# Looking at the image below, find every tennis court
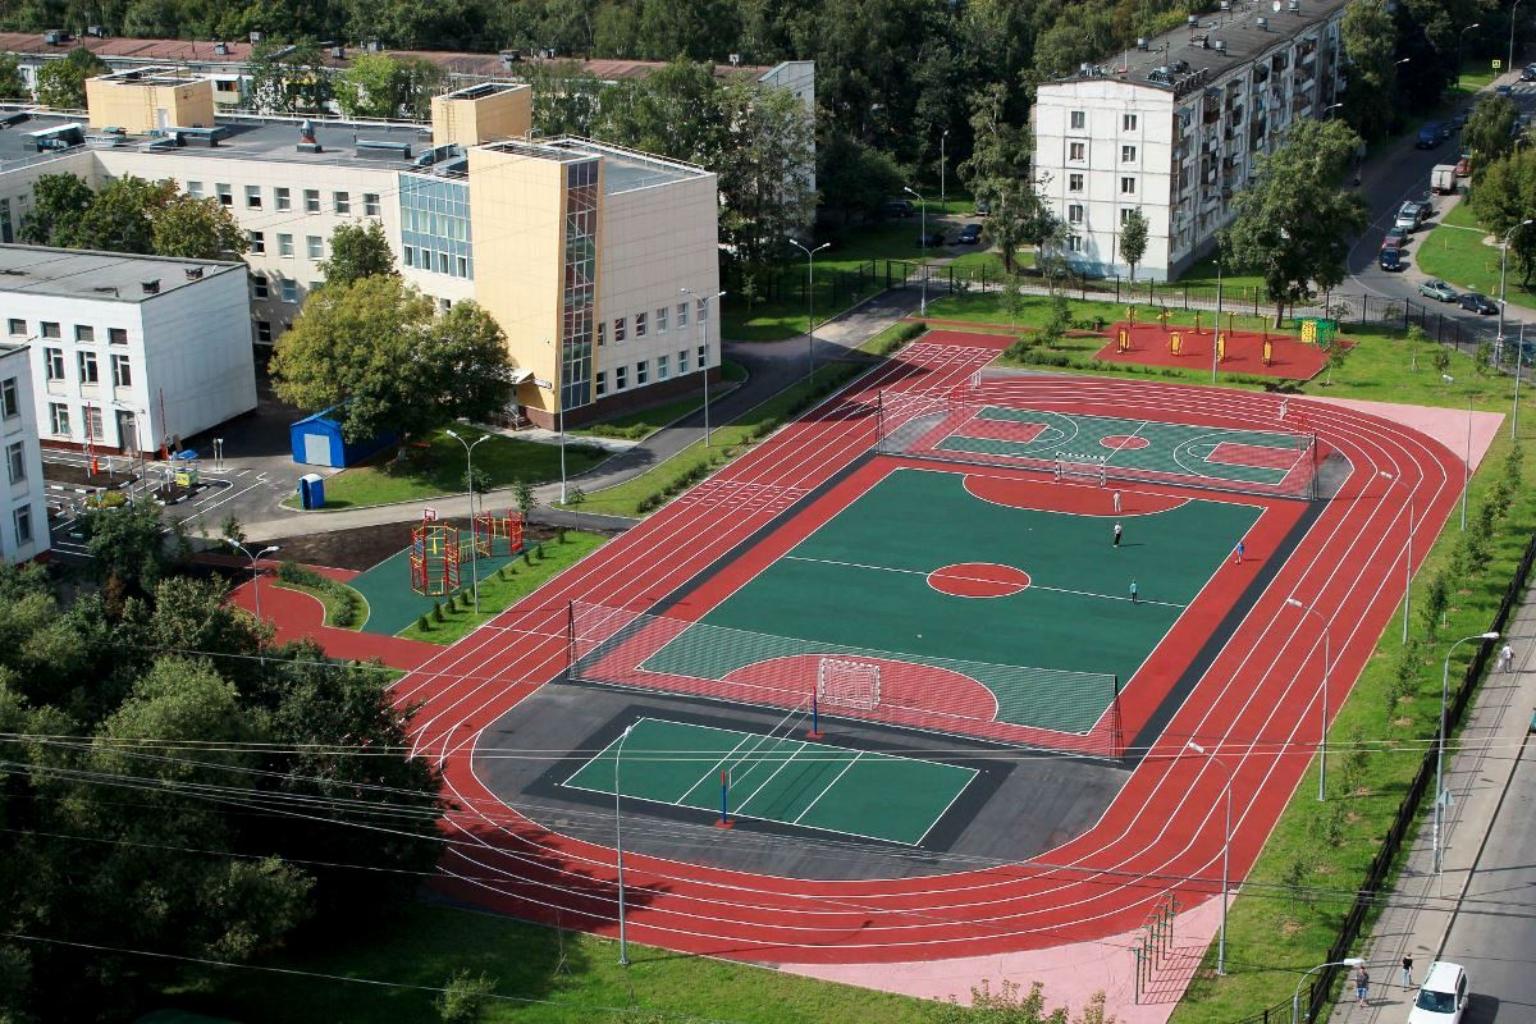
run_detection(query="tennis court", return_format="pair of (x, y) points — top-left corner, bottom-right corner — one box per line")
(562, 716), (977, 845)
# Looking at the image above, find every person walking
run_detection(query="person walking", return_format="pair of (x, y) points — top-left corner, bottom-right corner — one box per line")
(1113, 522), (1123, 548)
(1499, 642), (1515, 672)
(1234, 540), (1245, 565)
(1129, 579), (1139, 605)
(1401, 954), (1414, 991)
(1112, 490), (1122, 514)
(1354, 964), (1370, 1007)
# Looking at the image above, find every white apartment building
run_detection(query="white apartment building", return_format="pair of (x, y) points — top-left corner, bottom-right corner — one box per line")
(0, 341), (49, 562)
(0, 245), (254, 457)
(1033, 0), (1351, 281)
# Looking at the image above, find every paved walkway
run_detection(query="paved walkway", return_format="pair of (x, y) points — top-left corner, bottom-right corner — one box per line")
(1327, 578), (1536, 1024)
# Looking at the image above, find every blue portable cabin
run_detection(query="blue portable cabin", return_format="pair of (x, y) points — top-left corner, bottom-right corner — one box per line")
(289, 408), (397, 468)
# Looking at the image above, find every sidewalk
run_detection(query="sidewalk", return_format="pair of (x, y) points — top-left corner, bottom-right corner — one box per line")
(1327, 579), (1536, 1024)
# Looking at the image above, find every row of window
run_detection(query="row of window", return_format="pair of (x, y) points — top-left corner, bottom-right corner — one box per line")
(1064, 173), (1139, 195)
(42, 349), (133, 388)
(1066, 206), (1144, 226)
(251, 275), (301, 304)
(600, 298), (708, 347)
(402, 246), (472, 279)
(1069, 111), (1140, 132)
(45, 401), (119, 439)
(1067, 143), (1140, 163)
(594, 346), (707, 398)
(248, 231), (325, 260)
(187, 182), (381, 218)
(7, 320), (127, 345)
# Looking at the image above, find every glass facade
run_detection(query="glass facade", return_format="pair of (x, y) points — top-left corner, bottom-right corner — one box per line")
(560, 159), (598, 410)
(397, 173), (473, 280)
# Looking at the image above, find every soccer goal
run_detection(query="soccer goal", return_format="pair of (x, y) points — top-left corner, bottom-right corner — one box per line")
(817, 657), (883, 711)
(1054, 452), (1108, 486)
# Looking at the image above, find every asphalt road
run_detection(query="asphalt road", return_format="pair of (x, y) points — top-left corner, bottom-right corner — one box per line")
(1440, 737), (1536, 1024)
(1345, 76), (1536, 345)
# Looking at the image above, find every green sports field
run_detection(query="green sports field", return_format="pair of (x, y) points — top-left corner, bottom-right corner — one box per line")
(562, 717), (977, 845)
(642, 468), (1261, 735)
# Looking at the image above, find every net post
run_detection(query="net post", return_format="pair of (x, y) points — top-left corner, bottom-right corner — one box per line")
(1112, 674), (1123, 759)
(807, 688), (823, 740)
(875, 390), (885, 450)
(1311, 431), (1319, 501)
(566, 601), (577, 675)
(716, 770), (733, 829)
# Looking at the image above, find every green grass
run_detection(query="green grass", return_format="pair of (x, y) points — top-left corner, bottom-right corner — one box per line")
(165, 902), (947, 1024)
(571, 361), (749, 440)
(271, 579), (365, 631)
(1415, 201), (1536, 308)
(397, 531), (606, 644)
(303, 427), (610, 510)
(1172, 257), (1272, 294)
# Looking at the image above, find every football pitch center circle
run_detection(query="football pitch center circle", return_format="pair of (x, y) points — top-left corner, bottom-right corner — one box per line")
(1100, 433), (1151, 450)
(926, 561), (1032, 599)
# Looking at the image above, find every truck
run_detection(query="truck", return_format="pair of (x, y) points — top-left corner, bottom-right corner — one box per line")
(1431, 163), (1458, 195)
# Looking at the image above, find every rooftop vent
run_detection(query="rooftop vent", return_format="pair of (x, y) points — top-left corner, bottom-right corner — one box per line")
(141, 279), (160, 295)
(184, 267), (204, 281)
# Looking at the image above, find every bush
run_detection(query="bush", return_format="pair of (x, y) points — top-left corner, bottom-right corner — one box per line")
(416, 614), (431, 631)
(432, 602), (444, 623)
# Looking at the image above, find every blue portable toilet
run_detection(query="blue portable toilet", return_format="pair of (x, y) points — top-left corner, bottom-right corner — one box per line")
(298, 473), (325, 510)
(289, 407), (396, 468)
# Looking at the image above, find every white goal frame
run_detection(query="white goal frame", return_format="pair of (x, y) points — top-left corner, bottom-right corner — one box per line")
(816, 657), (883, 711)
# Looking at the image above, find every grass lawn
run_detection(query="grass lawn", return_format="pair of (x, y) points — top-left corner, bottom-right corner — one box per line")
(271, 579), (365, 631)
(306, 427), (610, 510)
(926, 290), (1284, 341)
(166, 902), (948, 1024)
(1172, 257), (1272, 296)
(945, 246), (1036, 275)
(571, 361), (749, 440)
(1415, 201), (1536, 308)
(397, 530), (606, 644)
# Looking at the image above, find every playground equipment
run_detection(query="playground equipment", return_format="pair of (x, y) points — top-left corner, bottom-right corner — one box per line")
(1299, 318), (1338, 348)
(1168, 331), (1183, 356)
(472, 508), (525, 558)
(1116, 325), (1132, 352)
(410, 520), (462, 596)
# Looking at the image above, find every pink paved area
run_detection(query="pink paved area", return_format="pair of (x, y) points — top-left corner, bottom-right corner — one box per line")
(1308, 397), (1503, 471)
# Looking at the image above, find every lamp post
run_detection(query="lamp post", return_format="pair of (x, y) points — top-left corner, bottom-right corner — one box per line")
(614, 722), (635, 966)
(789, 240), (831, 380)
(1495, 220), (1534, 364)
(531, 374), (567, 504)
(227, 540), (280, 623)
(1512, 0), (1524, 81)
(1292, 958), (1366, 1024)
(1442, 374), (1470, 531)
(444, 428), (490, 613)
(1380, 471), (1414, 643)
(940, 129), (950, 207)
(682, 287), (727, 446)
(1515, 322), (1526, 439)
(1435, 631), (1501, 873)
(1185, 740), (1231, 976)
(1458, 24), (1483, 90)
(1211, 238), (1225, 384)
(1286, 596), (1331, 801)
(904, 185), (930, 316)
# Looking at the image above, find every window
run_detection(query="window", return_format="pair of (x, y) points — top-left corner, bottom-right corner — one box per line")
(281, 279), (298, 303)
(1122, 145), (1137, 162)
(1068, 235), (1083, 253)
(48, 402), (68, 435)
(615, 364), (628, 390)
(1069, 173), (1085, 192)
(83, 405), (103, 441)
(186, 180), (203, 199)
(597, 321), (605, 347)
(678, 301), (689, 328)
(6, 319), (22, 336)
(1121, 177), (1137, 194)
(595, 370), (607, 397)
(657, 353), (670, 381)
(248, 230), (265, 254)
(306, 236), (323, 260)
(636, 360), (649, 386)
(364, 193), (380, 217)
(1069, 142), (1086, 161)
(697, 343), (707, 369)
(678, 348), (690, 373)
(698, 297), (710, 322)
(77, 351), (98, 384)
(44, 348), (63, 381)
(110, 354), (132, 388)
(437, 252), (449, 274)
(216, 183), (232, 206)
(252, 274), (268, 299)
(1123, 113), (1139, 131)
(40, 322), (59, 339)
(457, 255), (468, 278)
(6, 441), (23, 484)
(0, 377), (16, 418)
(635, 311), (648, 338)
(333, 191), (351, 214)
(256, 321), (272, 343)
(1120, 207), (1138, 225)
(108, 328), (126, 345)
(245, 185), (262, 209)
(13, 506), (30, 546)
(303, 189), (320, 213)
(1070, 110), (1086, 131)
(402, 246), (414, 267)
(613, 317), (627, 343)
(278, 233), (294, 257)
(1068, 204), (1084, 224)
(275, 187), (291, 211)
(74, 324), (93, 343)
(657, 306), (669, 333)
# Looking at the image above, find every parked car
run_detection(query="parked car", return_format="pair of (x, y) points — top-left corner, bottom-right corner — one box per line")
(1497, 83), (1515, 97)
(1459, 292), (1498, 314)
(1382, 228), (1410, 251)
(1523, 62), (1536, 82)
(881, 199), (915, 218)
(916, 231), (946, 247)
(956, 223), (983, 244)
(973, 198), (991, 216)
(1455, 155), (1473, 176)
(1419, 279), (1459, 302)
(1416, 123), (1444, 148)
(1394, 202), (1423, 231)
(1408, 962), (1469, 1024)
(1379, 247), (1404, 271)
(1450, 110), (1470, 130)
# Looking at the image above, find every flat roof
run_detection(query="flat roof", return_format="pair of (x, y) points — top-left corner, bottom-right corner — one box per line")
(475, 136), (708, 192)
(0, 244), (243, 302)
(1052, 0), (1351, 94)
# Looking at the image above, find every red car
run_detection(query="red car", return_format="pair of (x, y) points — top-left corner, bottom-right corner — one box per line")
(1456, 156), (1472, 177)
(1382, 228), (1409, 251)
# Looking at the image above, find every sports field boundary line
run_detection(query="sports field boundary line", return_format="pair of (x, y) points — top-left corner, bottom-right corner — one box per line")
(953, 466), (1197, 520)
(914, 764), (983, 847)
(1100, 418), (1151, 463)
(731, 739), (812, 815)
(790, 752), (863, 825)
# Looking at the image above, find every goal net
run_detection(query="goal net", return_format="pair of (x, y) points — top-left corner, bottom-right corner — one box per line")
(1054, 453), (1108, 486)
(817, 657), (882, 711)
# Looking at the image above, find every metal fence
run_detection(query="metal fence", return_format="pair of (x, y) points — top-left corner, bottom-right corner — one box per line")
(723, 259), (881, 314)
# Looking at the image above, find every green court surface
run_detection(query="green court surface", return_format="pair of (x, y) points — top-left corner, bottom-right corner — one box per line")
(941, 407), (1308, 486)
(643, 468), (1260, 734)
(563, 717), (977, 845)
(349, 545), (521, 637)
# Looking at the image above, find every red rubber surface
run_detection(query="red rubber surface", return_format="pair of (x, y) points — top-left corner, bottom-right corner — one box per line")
(388, 332), (1460, 965)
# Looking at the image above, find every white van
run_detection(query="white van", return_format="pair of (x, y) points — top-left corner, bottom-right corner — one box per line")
(1408, 961), (1469, 1024)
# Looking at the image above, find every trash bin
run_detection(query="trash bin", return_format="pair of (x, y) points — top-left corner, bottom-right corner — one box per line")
(298, 473), (325, 510)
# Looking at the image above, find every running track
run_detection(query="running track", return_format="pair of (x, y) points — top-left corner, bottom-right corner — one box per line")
(386, 330), (1461, 965)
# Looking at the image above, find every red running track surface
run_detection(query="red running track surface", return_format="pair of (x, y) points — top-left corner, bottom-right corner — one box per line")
(386, 332), (1460, 965)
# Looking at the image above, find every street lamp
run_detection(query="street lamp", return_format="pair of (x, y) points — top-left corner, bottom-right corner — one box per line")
(904, 185), (930, 316)
(1380, 471), (1414, 643)
(1322, 102), (1344, 119)
(1495, 219), (1533, 363)
(1434, 631), (1501, 873)
(1512, 0), (1524, 81)
(1515, 322), (1526, 439)
(1292, 958), (1366, 1024)
(1185, 740), (1232, 976)
(614, 722), (635, 966)
(940, 129), (950, 206)
(681, 287), (727, 446)
(1442, 374), (1471, 531)
(227, 540), (279, 623)
(1286, 596), (1331, 801)
(444, 428), (490, 614)
(789, 239), (831, 380)
(1458, 24), (1482, 90)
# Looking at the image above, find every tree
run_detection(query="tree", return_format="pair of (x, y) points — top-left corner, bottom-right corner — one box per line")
(1464, 94), (1520, 167)
(248, 40), (333, 114)
(713, 78), (817, 264)
(35, 47), (109, 108)
(815, 129), (906, 226)
(319, 220), (397, 285)
(152, 193), (249, 259)
(335, 53), (444, 120)
(1119, 209), (1149, 282)
(1340, 0), (1399, 143)
(1225, 120), (1367, 326)
(72, 175), (177, 254)
(437, 970), (496, 1024)
(81, 499), (176, 597)
(269, 277), (514, 441)
(0, 54), (27, 101)
(18, 172), (94, 246)
(959, 84), (1055, 276)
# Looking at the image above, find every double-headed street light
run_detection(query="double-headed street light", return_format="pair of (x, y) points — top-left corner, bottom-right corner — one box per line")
(681, 287), (727, 447)
(904, 185), (931, 316)
(1285, 596), (1331, 800)
(227, 539), (280, 623)
(1434, 631), (1501, 873)
(444, 428), (490, 613)
(789, 239), (831, 380)
(1292, 958), (1365, 1024)
(1457, 24), (1483, 90)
